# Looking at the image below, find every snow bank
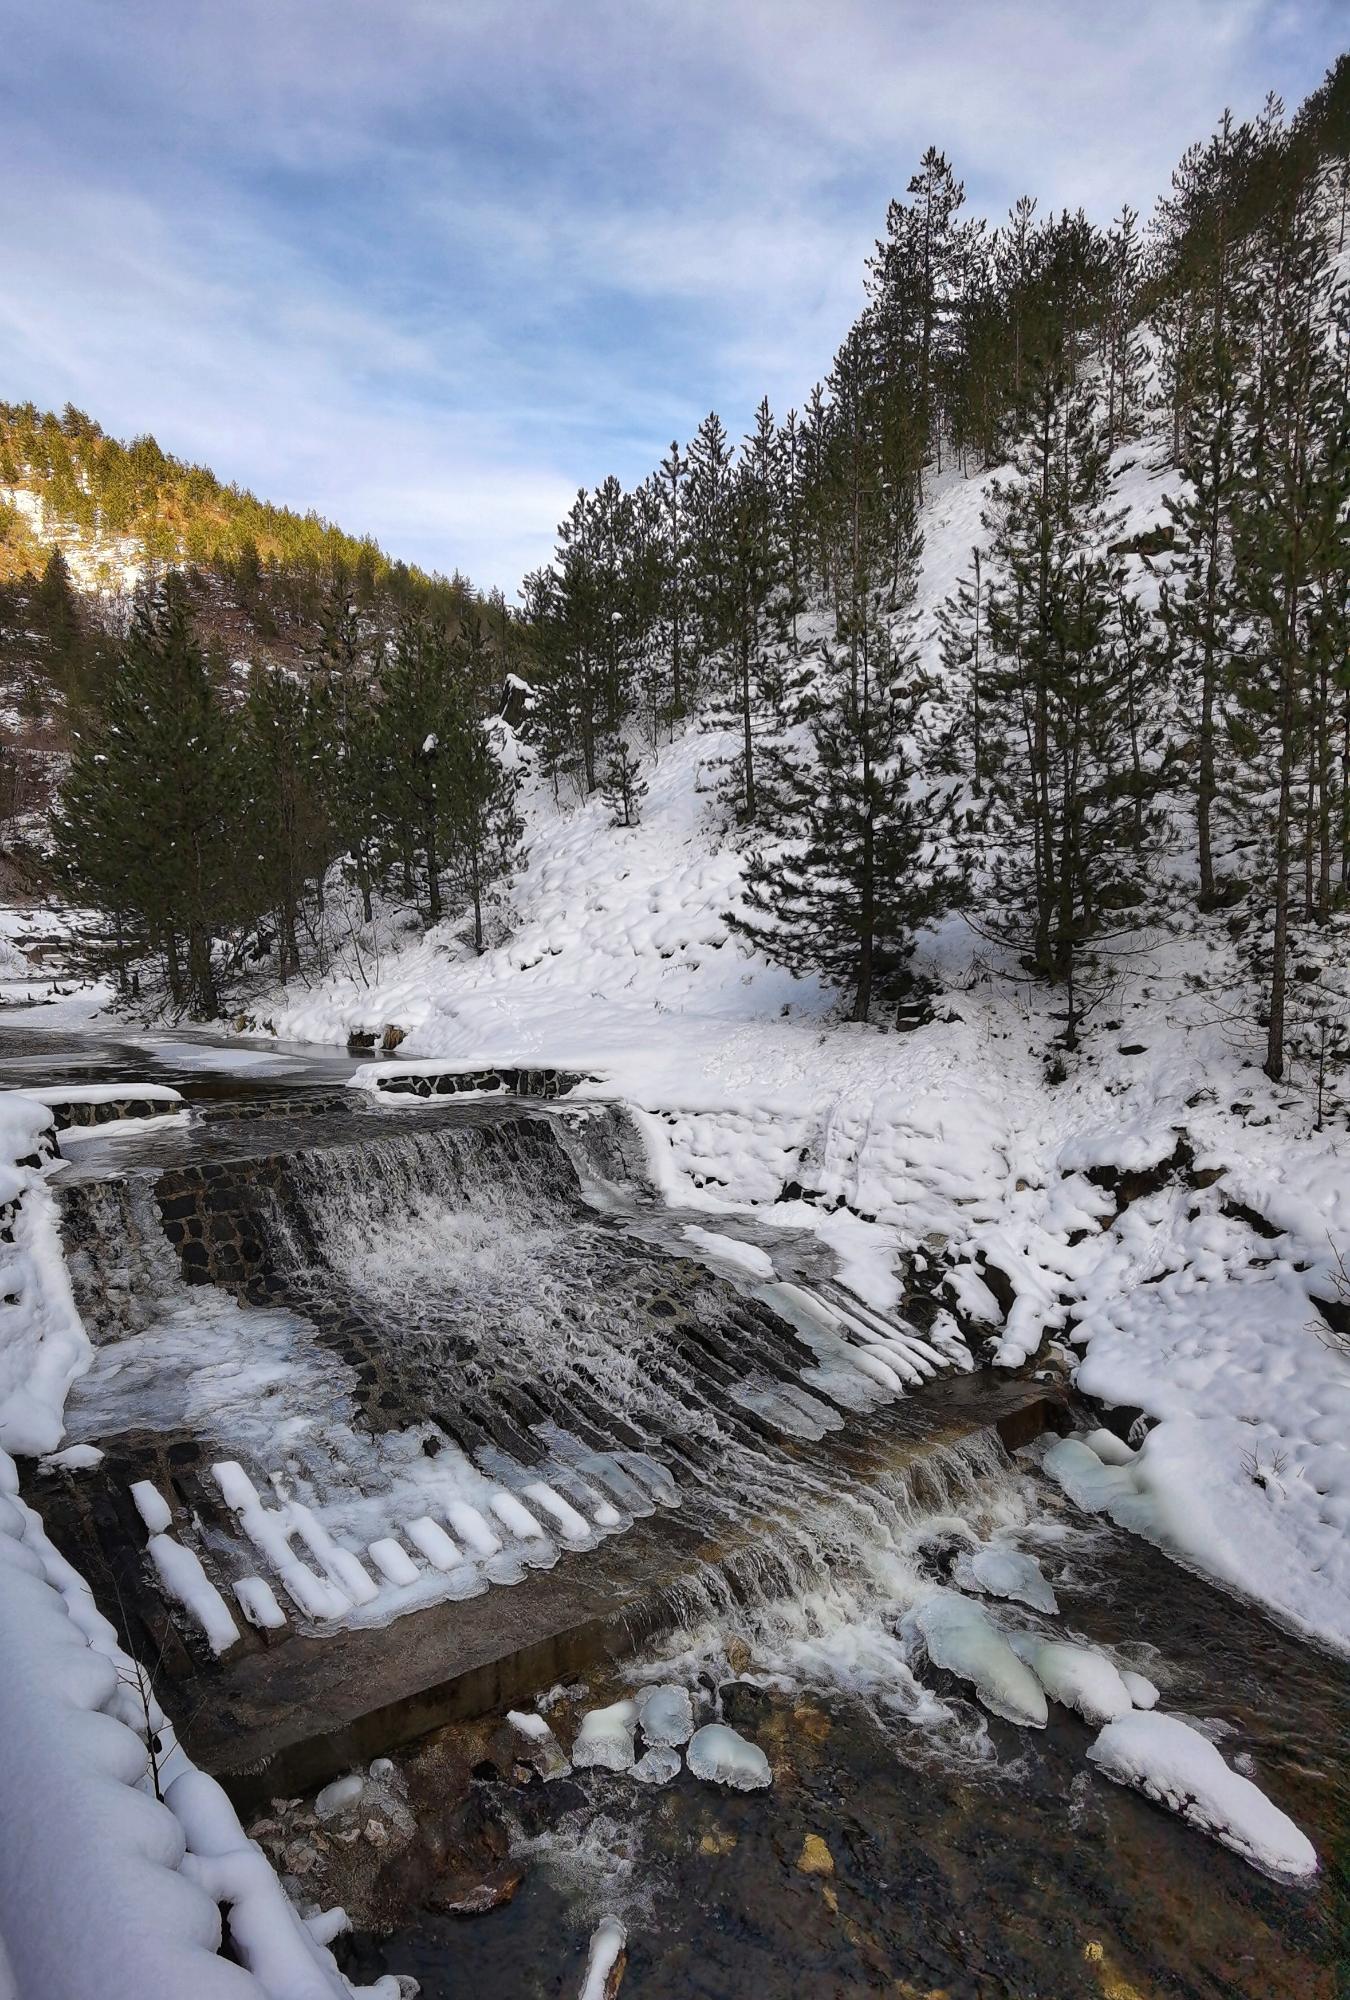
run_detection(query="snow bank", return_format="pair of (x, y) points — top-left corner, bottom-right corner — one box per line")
(0, 1449), (389, 1998)
(0, 1096), (92, 1457)
(1086, 1711), (1318, 1880)
(19, 1082), (182, 1107)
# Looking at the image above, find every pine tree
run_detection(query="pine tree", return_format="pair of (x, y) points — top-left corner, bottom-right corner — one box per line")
(601, 736), (648, 827)
(1104, 204), (1146, 446)
(1159, 327), (1242, 905)
(938, 547), (990, 797)
(705, 404), (783, 822)
(655, 440), (688, 726)
(30, 547), (85, 700)
(51, 576), (243, 1014)
(972, 375), (1157, 1046)
(1229, 168), (1350, 1079)
(375, 615), (463, 923)
(730, 521), (958, 1023)
(240, 666), (330, 979)
(447, 712), (524, 954)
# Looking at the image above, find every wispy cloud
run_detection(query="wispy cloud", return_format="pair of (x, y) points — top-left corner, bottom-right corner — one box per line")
(0, 0), (1341, 590)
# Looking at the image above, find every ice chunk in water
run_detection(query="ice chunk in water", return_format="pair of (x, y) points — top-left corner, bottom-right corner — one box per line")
(630, 1745), (682, 1785)
(636, 1682), (694, 1747)
(912, 1592), (1047, 1727)
(686, 1722), (771, 1791)
(1009, 1633), (1134, 1725)
(1087, 1712), (1317, 1880)
(953, 1544), (1058, 1614)
(572, 1698), (639, 1772)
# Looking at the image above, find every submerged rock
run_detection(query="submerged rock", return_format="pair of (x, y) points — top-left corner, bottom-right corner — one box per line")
(719, 1680), (772, 1730)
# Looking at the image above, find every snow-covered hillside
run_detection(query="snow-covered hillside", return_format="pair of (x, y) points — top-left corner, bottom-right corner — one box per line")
(168, 448), (1350, 1661)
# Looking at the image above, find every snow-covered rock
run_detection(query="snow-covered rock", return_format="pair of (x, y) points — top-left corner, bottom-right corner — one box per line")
(571, 1698), (639, 1772)
(1086, 1711), (1317, 1880)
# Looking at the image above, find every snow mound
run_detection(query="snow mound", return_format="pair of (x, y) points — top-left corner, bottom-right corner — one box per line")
(686, 1722), (772, 1790)
(1087, 1711), (1317, 1880)
(572, 1698), (639, 1772)
(912, 1592), (1047, 1727)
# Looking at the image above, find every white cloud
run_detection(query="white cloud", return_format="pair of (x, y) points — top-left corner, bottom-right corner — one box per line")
(0, 0), (1341, 590)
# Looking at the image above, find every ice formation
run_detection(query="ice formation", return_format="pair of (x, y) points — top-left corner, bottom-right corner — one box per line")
(1009, 1633), (1137, 1726)
(686, 1722), (772, 1790)
(912, 1592), (1047, 1727)
(952, 1543), (1058, 1614)
(636, 1682), (694, 1747)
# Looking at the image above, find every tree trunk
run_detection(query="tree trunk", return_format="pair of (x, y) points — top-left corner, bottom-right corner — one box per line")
(1265, 613), (1297, 1082)
(739, 619), (756, 823)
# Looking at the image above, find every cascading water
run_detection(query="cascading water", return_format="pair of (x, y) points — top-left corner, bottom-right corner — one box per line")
(59, 1174), (186, 1342)
(52, 1105), (976, 1653)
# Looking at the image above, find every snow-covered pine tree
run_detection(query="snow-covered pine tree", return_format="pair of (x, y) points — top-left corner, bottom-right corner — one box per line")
(729, 519), (958, 1024)
(601, 735), (648, 827)
(1228, 160), (1350, 1080)
(972, 372), (1159, 1047)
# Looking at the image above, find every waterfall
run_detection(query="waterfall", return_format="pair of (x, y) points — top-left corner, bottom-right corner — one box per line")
(58, 1175), (186, 1344)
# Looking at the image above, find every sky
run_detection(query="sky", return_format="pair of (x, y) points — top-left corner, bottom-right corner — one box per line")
(0, 3), (1344, 596)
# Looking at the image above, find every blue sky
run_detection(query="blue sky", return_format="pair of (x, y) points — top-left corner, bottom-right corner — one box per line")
(1, 2), (1343, 594)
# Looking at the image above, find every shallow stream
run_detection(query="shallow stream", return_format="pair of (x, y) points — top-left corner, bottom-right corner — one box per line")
(5, 1022), (1347, 1998)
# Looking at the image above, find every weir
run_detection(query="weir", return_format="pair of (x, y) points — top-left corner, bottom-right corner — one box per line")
(29, 1091), (1065, 1806)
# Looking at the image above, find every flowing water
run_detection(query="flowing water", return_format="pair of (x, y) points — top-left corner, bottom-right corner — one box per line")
(15, 1033), (1349, 1997)
(340, 1435), (1349, 2000)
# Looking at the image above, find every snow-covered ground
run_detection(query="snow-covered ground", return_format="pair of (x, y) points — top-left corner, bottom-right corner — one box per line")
(199, 449), (1349, 1662)
(0, 423), (1344, 1992)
